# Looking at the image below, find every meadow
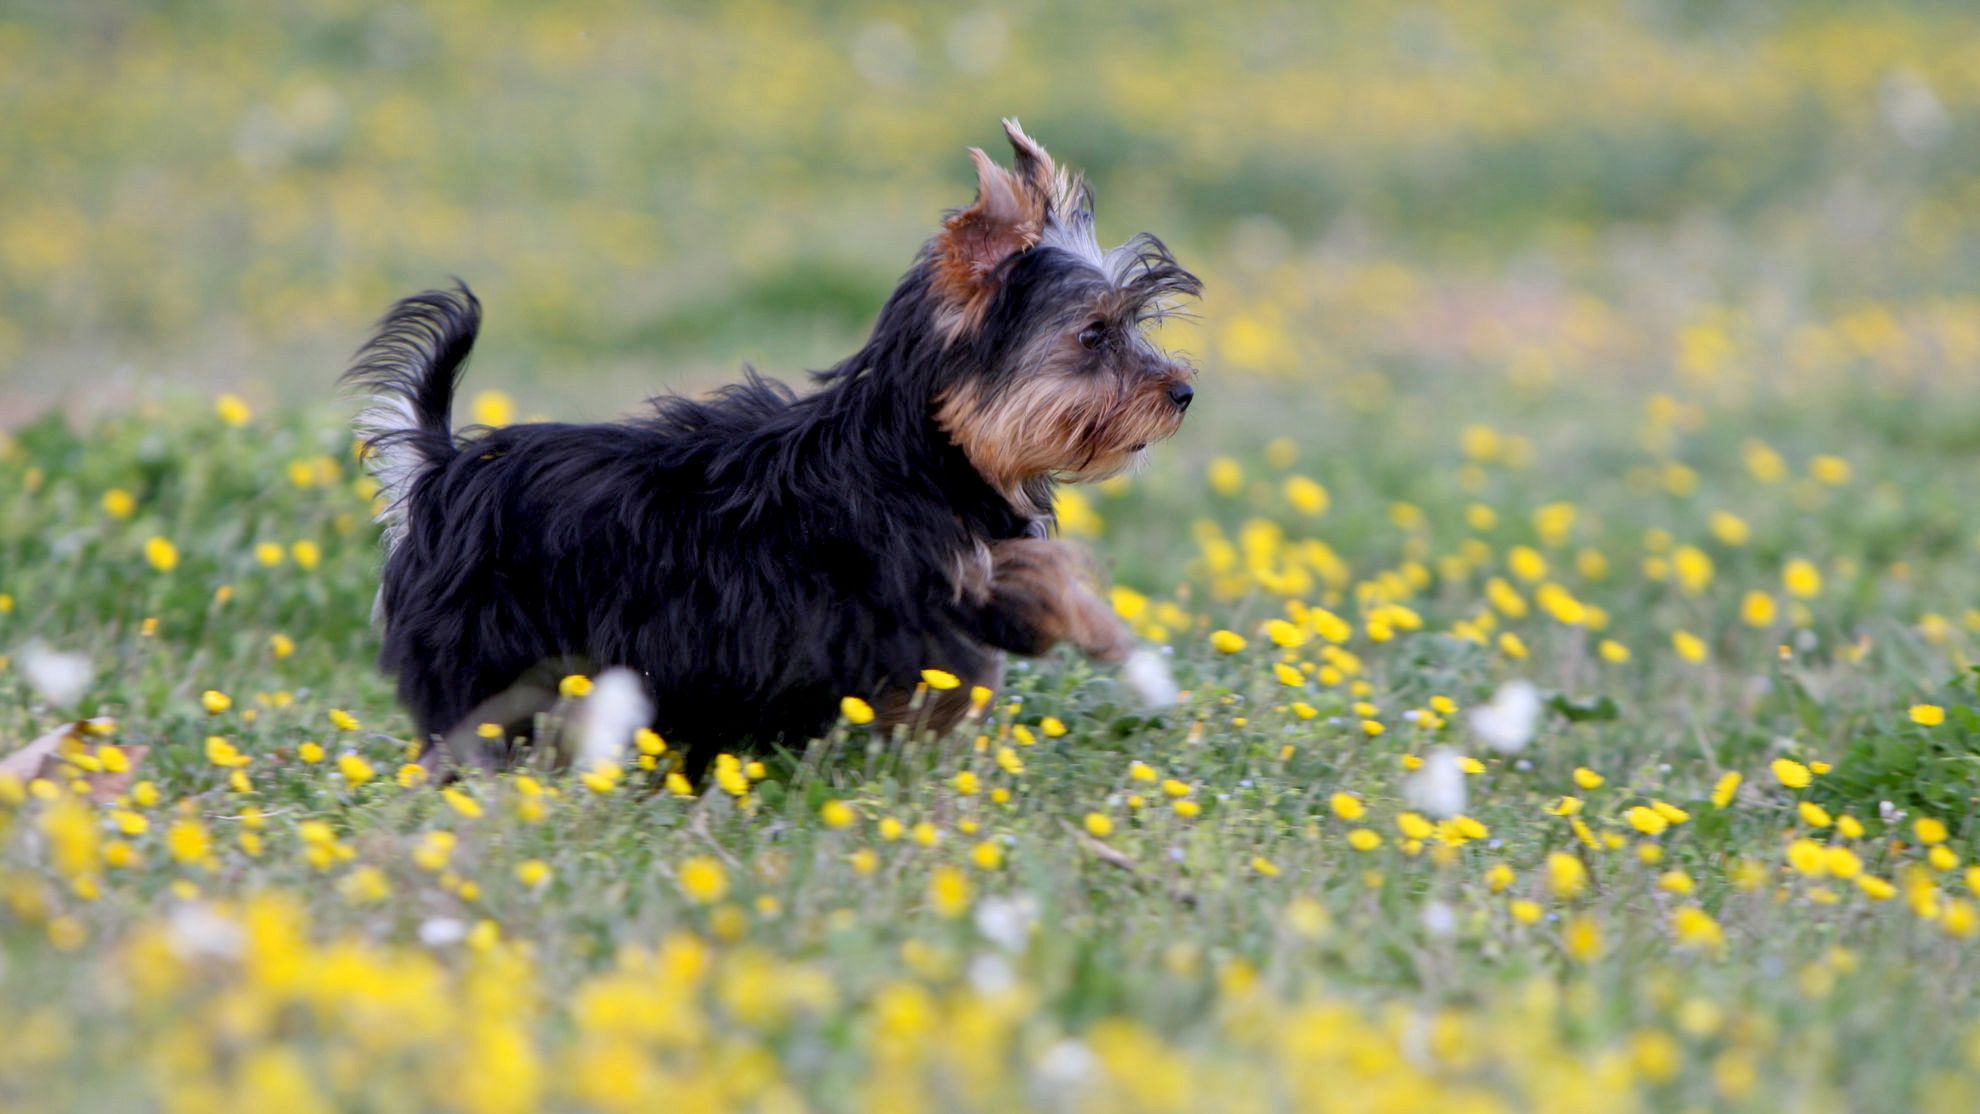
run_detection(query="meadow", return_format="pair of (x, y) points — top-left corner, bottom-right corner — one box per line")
(6, 2), (1980, 1111)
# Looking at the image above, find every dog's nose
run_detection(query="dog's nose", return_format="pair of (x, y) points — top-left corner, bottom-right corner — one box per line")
(1168, 382), (1194, 411)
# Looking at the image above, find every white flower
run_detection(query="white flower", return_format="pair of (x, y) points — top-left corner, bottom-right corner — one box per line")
(571, 667), (651, 771)
(974, 895), (1037, 953)
(1404, 747), (1468, 819)
(1420, 900), (1457, 938)
(1122, 647), (1179, 708)
(19, 641), (92, 707)
(1468, 679), (1541, 753)
(418, 918), (467, 947)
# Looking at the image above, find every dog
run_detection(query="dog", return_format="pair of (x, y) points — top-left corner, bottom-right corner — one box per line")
(345, 120), (1200, 779)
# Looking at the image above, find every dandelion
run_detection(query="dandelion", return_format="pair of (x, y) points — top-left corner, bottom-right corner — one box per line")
(215, 393), (252, 426)
(1329, 793), (1365, 821)
(328, 709), (361, 731)
(166, 820), (211, 866)
(1346, 829), (1381, 851)
(1083, 812), (1114, 838)
(1772, 758), (1812, 790)
(204, 736), (250, 769)
(1911, 704), (1946, 727)
(298, 741), (325, 764)
(1547, 852), (1588, 900)
(1625, 806), (1669, 836)
(820, 800), (856, 829)
(1916, 817), (1950, 845)
(443, 788), (483, 818)
(930, 866), (970, 917)
(1250, 856), (1280, 877)
(1741, 591), (1777, 628)
(516, 860), (552, 888)
(1783, 558), (1822, 599)
(470, 389), (515, 427)
(290, 540), (320, 570)
(1799, 802), (1832, 828)
(1672, 630), (1707, 663)
(268, 633), (294, 659)
(1572, 767), (1604, 790)
(1563, 915), (1602, 961)
(678, 857), (728, 903)
(337, 753), (375, 789)
(1283, 476), (1329, 516)
(1673, 906), (1724, 951)
(1209, 629), (1247, 654)
(143, 536), (179, 572)
(921, 668), (960, 690)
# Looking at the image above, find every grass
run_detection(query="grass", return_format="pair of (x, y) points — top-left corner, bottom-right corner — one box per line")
(9, 1), (1980, 1111)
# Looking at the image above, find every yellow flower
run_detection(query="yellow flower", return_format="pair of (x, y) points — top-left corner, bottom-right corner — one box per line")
(558, 674), (593, 699)
(679, 857), (728, 903)
(1563, 915), (1602, 962)
(1250, 856), (1281, 877)
(255, 541), (284, 567)
(1083, 812), (1114, 838)
(298, 741), (325, 764)
(443, 788), (483, 818)
(1911, 704), (1946, 727)
(1207, 457), (1244, 496)
(930, 866), (970, 917)
(1283, 476), (1329, 516)
(328, 709), (360, 731)
(211, 393), (251, 426)
(1509, 899), (1543, 925)
(1915, 817), (1950, 845)
(1786, 839), (1827, 877)
(877, 817), (905, 842)
(1771, 758), (1812, 790)
(921, 668), (960, 691)
(204, 736), (250, 769)
(200, 689), (232, 714)
(337, 754), (375, 789)
(1485, 863), (1514, 893)
(1547, 852), (1588, 900)
(101, 488), (136, 519)
(268, 633), (295, 659)
(166, 820), (211, 866)
(516, 859), (552, 888)
(1809, 455), (1851, 486)
(952, 770), (980, 796)
(820, 800), (856, 829)
(290, 540), (321, 570)
(1329, 793), (1364, 821)
(1572, 767), (1604, 790)
(1673, 906), (1723, 951)
(1658, 870), (1695, 895)
(1798, 801), (1832, 828)
(1172, 800), (1202, 819)
(1783, 558), (1822, 599)
(1711, 771), (1742, 808)
(1671, 630), (1707, 663)
(1625, 806), (1669, 836)
(1497, 632), (1529, 660)
(1209, 629), (1247, 654)
(143, 536), (179, 572)
(971, 841), (1005, 870)
(470, 389), (515, 427)
(1740, 591), (1777, 628)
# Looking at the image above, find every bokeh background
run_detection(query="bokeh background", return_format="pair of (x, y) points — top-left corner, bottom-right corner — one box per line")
(5, 0), (1978, 427)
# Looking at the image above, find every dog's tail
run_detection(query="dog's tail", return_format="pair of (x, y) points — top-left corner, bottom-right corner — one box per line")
(343, 283), (481, 549)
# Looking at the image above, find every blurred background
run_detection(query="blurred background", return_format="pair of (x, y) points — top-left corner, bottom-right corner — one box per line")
(1, 0), (1977, 426)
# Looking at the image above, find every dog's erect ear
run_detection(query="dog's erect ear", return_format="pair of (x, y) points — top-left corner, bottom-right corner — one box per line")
(931, 119), (1060, 328)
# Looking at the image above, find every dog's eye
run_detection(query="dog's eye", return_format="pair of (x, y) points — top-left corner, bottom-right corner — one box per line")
(1077, 321), (1107, 349)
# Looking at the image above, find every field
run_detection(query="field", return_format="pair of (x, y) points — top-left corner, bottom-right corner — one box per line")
(7, 2), (1980, 1111)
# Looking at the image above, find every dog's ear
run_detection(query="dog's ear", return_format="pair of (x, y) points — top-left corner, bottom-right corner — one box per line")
(931, 120), (1061, 325)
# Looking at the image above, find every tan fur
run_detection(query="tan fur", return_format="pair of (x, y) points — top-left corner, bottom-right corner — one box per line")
(983, 538), (1133, 663)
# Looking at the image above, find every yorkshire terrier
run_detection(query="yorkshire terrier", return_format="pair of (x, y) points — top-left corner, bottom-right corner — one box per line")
(346, 120), (1200, 779)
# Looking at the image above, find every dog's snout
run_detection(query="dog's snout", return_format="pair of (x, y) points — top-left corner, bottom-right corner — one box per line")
(1168, 382), (1194, 411)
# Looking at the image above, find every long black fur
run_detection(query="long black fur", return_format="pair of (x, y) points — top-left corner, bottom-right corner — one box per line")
(346, 217), (1196, 778)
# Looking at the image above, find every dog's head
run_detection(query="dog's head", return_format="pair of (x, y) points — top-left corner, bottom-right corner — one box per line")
(926, 120), (1201, 506)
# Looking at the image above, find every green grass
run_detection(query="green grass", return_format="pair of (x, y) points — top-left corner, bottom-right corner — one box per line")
(9, 1), (1980, 1110)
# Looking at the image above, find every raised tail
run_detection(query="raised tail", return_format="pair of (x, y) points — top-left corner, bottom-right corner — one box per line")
(343, 283), (481, 551)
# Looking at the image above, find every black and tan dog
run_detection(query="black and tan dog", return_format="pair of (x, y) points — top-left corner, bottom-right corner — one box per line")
(345, 120), (1200, 778)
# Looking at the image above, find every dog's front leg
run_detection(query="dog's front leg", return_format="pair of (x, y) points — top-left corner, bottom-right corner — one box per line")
(973, 537), (1134, 664)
